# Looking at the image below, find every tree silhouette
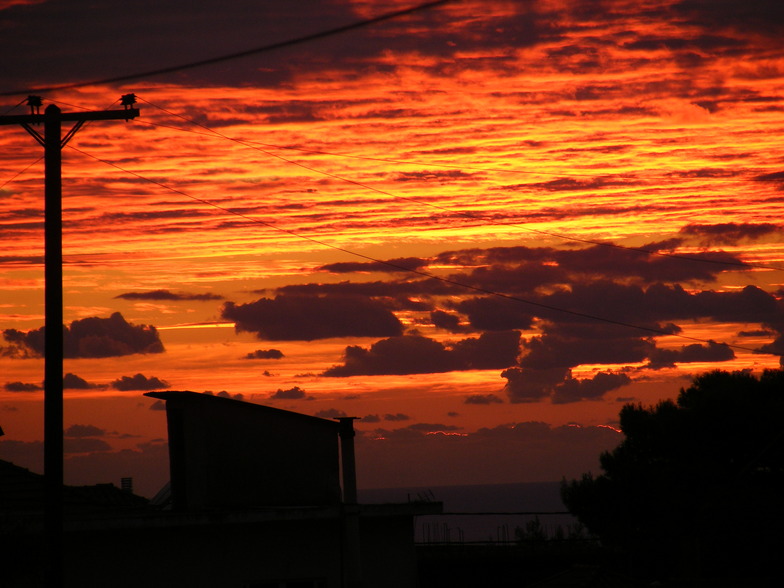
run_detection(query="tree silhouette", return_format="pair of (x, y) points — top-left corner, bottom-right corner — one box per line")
(562, 369), (784, 582)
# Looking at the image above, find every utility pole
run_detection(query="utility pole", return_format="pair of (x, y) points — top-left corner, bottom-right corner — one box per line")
(0, 95), (139, 587)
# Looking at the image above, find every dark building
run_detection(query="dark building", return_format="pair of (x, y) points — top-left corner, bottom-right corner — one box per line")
(1, 391), (441, 588)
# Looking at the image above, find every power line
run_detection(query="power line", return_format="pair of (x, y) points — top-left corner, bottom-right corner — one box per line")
(66, 143), (764, 355)
(0, 0), (458, 97)
(136, 98), (783, 273)
(0, 157), (44, 191)
(130, 112), (783, 183)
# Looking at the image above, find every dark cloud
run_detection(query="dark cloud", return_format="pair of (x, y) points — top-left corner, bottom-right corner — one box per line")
(283, 242), (779, 375)
(244, 348), (284, 360)
(405, 423), (463, 432)
(0, 0), (368, 90)
(63, 373), (94, 390)
(2, 312), (164, 358)
(356, 421), (622, 488)
(4, 381), (41, 392)
(324, 335), (458, 377)
(441, 243), (746, 288)
(501, 366), (571, 403)
(679, 222), (781, 245)
(430, 310), (467, 333)
(674, 0), (784, 37)
(502, 367), (630, 404)
(63, 440), (171, 499)
(323, 331), (520, 377)
(551, 371), (632, 404)
(64, 437), (112, 454)
(394, 170), (477, 183)
(455, 296), (537, 331)
(465, 394), (504, 405)
(360, 414), (381, 423)
(275, 277), (454, 299)
(115, 289), (223, 301)
(383, 413), (410, 422)
(518, 325), (654, 371)
(222, 294), (403, 341)
(270, 386), (307, 400)
(149, 400), (166, 411)
(65, 424), (106, 438)
(647, 341), (735, 369)
(111, 373), (169, 391)
(449, 330), (522, 370)
(318, 257), (428, 274)
(528, 176), (631, 192)
(315, 408), (347, 419)
(216, 391), (245, 401)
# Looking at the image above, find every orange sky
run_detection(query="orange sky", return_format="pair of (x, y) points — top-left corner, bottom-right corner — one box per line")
(1, 0), (783, 496)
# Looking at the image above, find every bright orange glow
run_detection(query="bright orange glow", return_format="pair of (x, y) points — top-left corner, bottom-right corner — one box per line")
(1, 0), (783, 493)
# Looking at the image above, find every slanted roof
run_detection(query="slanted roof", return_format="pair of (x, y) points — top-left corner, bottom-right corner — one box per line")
(145, 390), (339, 430)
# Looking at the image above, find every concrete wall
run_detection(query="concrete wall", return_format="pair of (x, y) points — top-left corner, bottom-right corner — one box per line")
(149, 392), (341, 508)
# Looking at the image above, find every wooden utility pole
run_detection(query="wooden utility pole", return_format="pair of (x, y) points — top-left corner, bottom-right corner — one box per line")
(0, 95), (140, 587)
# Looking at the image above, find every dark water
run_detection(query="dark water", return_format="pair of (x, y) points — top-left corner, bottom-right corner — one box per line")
(359, 481), (577, 543)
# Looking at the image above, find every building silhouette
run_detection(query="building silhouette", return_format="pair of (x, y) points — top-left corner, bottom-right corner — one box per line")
(1, 391), (441, 587)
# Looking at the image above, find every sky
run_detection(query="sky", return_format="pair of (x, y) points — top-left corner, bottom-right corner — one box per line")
(1, 0), (783, 498)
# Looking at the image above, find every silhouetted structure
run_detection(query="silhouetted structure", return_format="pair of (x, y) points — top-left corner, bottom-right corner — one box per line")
(1, 392), (440, 587)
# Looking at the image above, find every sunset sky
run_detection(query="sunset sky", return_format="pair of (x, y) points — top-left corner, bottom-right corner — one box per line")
(1, 0), (783, 498)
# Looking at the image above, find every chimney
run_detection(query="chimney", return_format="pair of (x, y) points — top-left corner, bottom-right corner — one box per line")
(120, 477), (133, 493)
(336, 417), (358, 504)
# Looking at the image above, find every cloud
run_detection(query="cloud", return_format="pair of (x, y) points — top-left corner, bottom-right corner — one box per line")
(518, 325), (654, 371)
(465, 394), (504, 405)
(270, 386), (307, 400)
(449, 330), (522, 370)
(356, 421), (623, 488)
(324, 331), (521, 377)
(2, 312), (164, 358)
(65, 424), (106, 438)
(244, 348), (284, 360)
(360, 414), (381, 423)
(551, 371), (632, 404)
(315, 408), (347, 419)
(0, 439), (44, 472)
(149, 400), (166, 411)
(111, 373), (170, 391)
(405, 423), (463, 432)
(383, 413), (410, 422)
(679, 222), (781, 245)
(216, 391), (245, 400)
(647, 341), (735, 369)
(4, 381), (41, 392)
(115, 289), (223, 301)
(61, 421), (113, 453)
(62, 440), (171, 499)
(502, 367), (631, 404)
(222, 294), (403, 341)
(318, 257), (428, 274)
(440, 243), (746, 291)
(63, 373), (95, 389)
(324, 335), (458, 376)
(430, 310), (468, 333)
(64, 437), (112, 454)
(501, 366), (571, 403)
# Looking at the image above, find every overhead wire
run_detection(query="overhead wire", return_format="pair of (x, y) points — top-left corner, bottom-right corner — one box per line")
(65, 142), (764, 355)
(136, 98), (783, 273)
(0, 0), (459, 97)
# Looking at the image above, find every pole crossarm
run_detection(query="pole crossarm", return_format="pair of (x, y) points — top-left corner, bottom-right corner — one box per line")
(0, 97), (139, 588)
(0, 108), (140, 125)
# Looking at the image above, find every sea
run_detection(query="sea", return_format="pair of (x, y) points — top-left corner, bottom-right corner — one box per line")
(358, 481), (577, 544)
